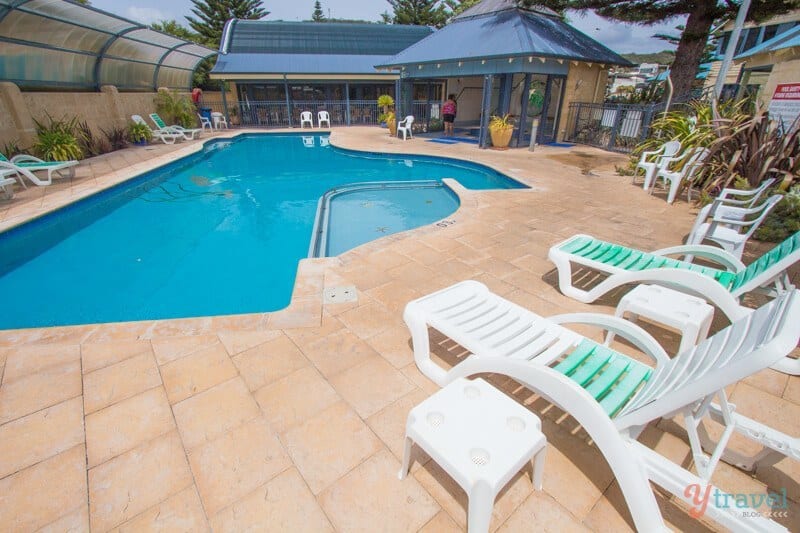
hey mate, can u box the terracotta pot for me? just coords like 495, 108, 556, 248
490, 127, 513, 148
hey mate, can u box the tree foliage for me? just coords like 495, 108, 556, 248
443, 0, 480, 16
187, 0, 269, 47
385, 0, 449, 28
151, 20, 201, 42
518, 1, 798, 99
312, 1, 326, 21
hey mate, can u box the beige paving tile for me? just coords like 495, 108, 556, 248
366, 279, 421, 313
160, 341, 238, 403
267, 297, 321, 329
86, 387, 175, 468
331, 357, 416, 418
283, 312, 345, 352
0, 359, 81, 424
419, 511, 463, 533
498, 490, 588, 533
367, 325, 415, 369
0, 445, 87, 532
188, 417, 291, 515
89, 431, 193, 532
209, 468, 333, 532
2, 344, 80, 383
320, 449, 440, 532
282, 401, 382, 494
81, 340, 153, 373
401, 363, 441, 396
217, 329, 281, 356
254, 366, 340, 433
741, 368, 789, 399
0, 397, 84, 479
367, 389, 429, 460
232, 333, 308, 391
337, 301, 398, 340
83, 351, 162, 414
113, 486, 208, 533
785, 375, 800, 405
38, 504, 89, 533
172, 377, 260, 450
301, 329, 381, 378
151, 335, 220, 365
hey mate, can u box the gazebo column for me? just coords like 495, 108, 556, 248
478, 74, 494, 148
515, 73, 531, 147
397, 78, 414, 121
498, 73, 512, 116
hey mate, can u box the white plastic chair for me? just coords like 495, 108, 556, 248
686, 194, 783, 259
300, 111, 314, 129
404, 280, 800, 532
211, 112, 228, 129
635, 140, 681, 189
652, 147, 710, 203
318, 110, 331, 128
397, 115, 414, 140
197, 113, 212, 131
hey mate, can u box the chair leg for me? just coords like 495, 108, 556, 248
467, 482, 495, 533
398, 436, 413, 480
532, 447, 546, 491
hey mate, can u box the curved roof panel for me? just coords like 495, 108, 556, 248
0, 0, 216, 91
379, 8, 631, 68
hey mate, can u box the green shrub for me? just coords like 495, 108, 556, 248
76, 120, 110, 157
154, 89, 195, 128
127, 122, 152, 144
1, 140, 22, 158
755, 186, 800, 242
103, 126, 129, 150
32, 114, 83, 161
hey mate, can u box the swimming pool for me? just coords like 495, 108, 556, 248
0, 133, 525, 328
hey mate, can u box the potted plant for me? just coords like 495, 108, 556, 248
128, 122, 152, 145
377, 94, 394, 127
386, 111, 397, 136
489, 115, 514, 149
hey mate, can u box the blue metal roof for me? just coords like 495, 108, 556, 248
212, 53, 397, 76
736, 24, 800, 60
379, 7, 632, 68
211, 20, 433, 76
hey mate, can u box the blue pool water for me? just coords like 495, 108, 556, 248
0, 133, 524, 328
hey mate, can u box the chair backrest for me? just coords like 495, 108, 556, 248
681, 147, 710, 180
661, 140, 681, 159
301, 111, 312, 121
131, 114, 147, 126
615, 288, 800, 428
318, 111, 329, 120
149, 113, 168, 129
197, 113, 209, 123
405, 115, 414, 126
718, 178, 776, 209
730, 230, 800, 294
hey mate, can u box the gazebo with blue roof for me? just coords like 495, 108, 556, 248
379, 0, 632, 147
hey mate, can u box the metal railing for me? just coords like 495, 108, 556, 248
199, 98, 442, 131
564, 102, 660, 152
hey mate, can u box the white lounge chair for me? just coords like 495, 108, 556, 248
0, 172, 16, 199
397, 115, 414, 140
131, 115, 182, 145
0, 153, 78, 188
197, 113, 212, 131
634, 139, 681, 190
651, 146, 710, 204
686, 194, 783, 259
148, 113, 201, 140
300, 111, 314, 129
404, 280, 800, 532
318, 110, 331, 129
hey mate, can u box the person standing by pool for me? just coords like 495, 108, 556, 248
442, 94, 457, 137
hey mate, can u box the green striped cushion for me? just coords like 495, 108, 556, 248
151, 115, 167, 128
730, 231, 800, 291
560, 236, 737, 289
553, 339, 652, 416
0, 153, 7, 162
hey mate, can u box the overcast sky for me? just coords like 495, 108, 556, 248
90, 0, 685, 54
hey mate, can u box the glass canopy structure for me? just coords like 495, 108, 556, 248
0, 0, 216, 91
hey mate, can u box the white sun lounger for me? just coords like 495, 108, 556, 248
0, 153, 79, 188
148, 113, 202, 140
131, 115, 182, 145
404, 280, 800, 532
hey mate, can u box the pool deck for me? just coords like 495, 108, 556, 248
0, 127, 798, 532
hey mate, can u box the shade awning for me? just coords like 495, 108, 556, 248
0, 0, 217, 91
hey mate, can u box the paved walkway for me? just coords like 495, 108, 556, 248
0, 127, 797, 532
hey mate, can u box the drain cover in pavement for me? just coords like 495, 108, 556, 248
323, 286, 358, 304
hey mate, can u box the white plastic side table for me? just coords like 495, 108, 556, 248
399, 377, 547, 533
606, 284, 714, 356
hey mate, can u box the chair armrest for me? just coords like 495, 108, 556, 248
651, 244, 746, 272
548, 312, 670, 366
10, 154, 44, 164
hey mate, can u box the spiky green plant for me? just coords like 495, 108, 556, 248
154, 89, 196, 128
32, 114, 83, 161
